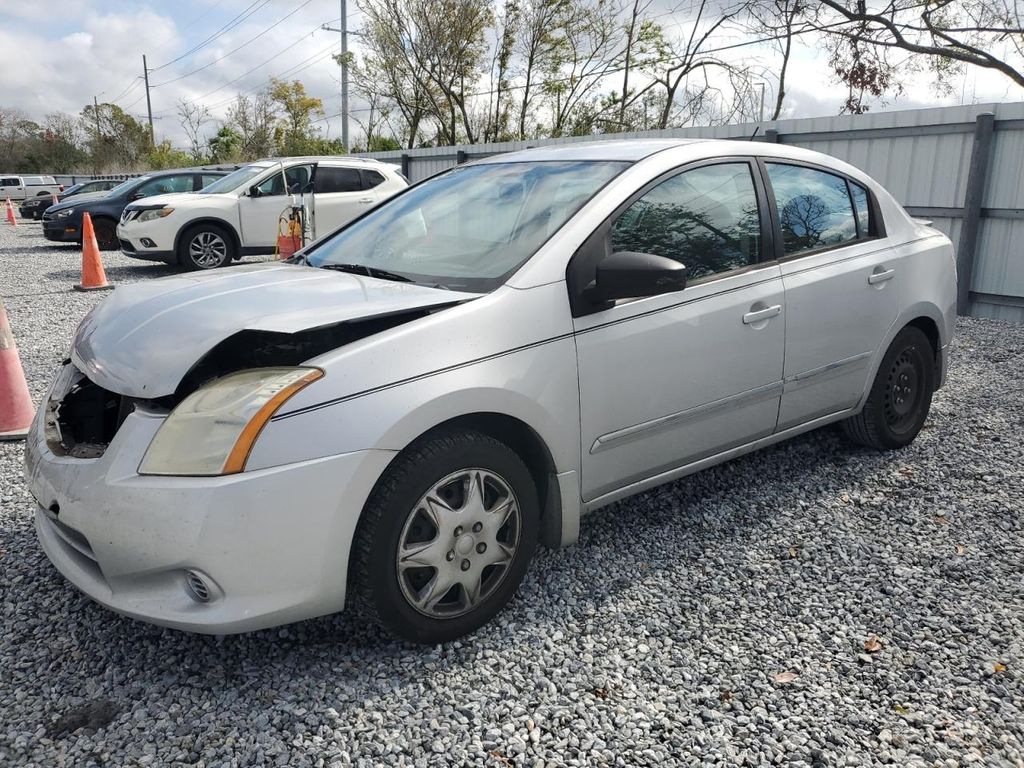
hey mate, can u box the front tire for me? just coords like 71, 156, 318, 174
92, 218, 118, 251
351, 430, 539, 644
178, 224, 235, 270
842, 326, 935, 450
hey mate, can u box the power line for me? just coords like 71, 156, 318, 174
150, 0, 273, 72
151, 0, 319, 87
180, 0, 228, 33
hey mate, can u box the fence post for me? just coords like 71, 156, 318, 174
765, 129, 779, 144
456, 150, 468, 164
400, 154, 411, 179
956, 112, 995, 316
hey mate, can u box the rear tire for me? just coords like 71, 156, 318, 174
842, 326, 935, 450
178, 223, 235, 270
350, 430, 539, 644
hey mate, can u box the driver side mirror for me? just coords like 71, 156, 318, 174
586, 251, 687, 303
248, 185, 262, 198
129, 191, 144, 200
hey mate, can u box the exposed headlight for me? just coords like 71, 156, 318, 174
137, 207, 174, 222
139, 367, 323, 476
55, 208, 74, 218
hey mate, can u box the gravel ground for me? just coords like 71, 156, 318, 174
1, 222, 1023, 767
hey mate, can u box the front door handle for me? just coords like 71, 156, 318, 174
742, 304, 782, 324
358, 197, 374, 204
868, 267, 895, 285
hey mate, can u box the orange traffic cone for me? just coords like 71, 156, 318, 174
74, 212, 113, 292
0, 298, 34, 441
5, 197, 16, 226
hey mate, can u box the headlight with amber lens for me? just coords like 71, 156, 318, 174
139, 367, 322, 476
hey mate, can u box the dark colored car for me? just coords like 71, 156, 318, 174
42, 168, 236, 250
20, 179, 120, 220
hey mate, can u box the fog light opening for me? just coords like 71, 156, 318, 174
185, 570, 212, 603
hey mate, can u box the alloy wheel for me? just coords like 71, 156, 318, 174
189, 231, 227, 268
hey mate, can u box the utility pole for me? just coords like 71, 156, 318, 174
143, 54, 155, 147
341, 0, 349, 152
757, 82, 766, 123
322, 0, 349, 152
92, 96, 101, 138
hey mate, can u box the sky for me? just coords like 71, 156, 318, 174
1, 0, 1022, 148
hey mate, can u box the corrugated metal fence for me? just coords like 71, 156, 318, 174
360, 102, 1024, 322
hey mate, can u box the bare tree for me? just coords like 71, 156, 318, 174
544, 0, 630, 137
811, 0, 1024, 93
514, 0, 568, 139
226, 93, 278, 160
748, 0, 805, 119
177, 100, 211, 162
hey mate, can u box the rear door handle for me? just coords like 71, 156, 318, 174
358, 197, 374, 204
742, 304, 782, 324
868, 267, 895, 285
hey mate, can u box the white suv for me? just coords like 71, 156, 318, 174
116, 157, 408, 270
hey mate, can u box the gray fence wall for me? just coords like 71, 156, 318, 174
361, 102, 1024, 322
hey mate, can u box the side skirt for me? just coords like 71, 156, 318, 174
581, 408, 857, 514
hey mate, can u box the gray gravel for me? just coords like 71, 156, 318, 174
2, 222, 1024, 767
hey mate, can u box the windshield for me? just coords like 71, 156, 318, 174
108, 177, 148, 197
199, 164, 269, 194
305, 160, 628, 292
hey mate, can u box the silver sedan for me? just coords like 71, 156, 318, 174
26, 139, 956, 643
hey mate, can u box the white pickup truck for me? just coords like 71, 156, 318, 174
0, 174, 63, 201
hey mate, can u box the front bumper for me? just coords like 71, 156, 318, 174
42, 218, 79, 242
25, 374, 395, 634
117, 220, 175, 263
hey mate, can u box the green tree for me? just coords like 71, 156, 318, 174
268, 78, 325, 154
146, 140, 193, 170
207, 126, 244, 163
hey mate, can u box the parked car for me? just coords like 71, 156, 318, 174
19, 179, 120, 220
116, 156, 407, 270
42, 168, 234, 250
26, 140, 956, 643
1, 174, 62, 201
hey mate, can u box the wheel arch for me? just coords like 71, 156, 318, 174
363, 410, 578, 551
858, 303, 950, 411
174, 217, 241, 259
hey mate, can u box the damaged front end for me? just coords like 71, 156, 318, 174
45, 365, 143, 459
52, 305, 456, 459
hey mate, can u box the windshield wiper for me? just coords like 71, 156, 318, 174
318, 263, 414, 283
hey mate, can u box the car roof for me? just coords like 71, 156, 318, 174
251, 155, 388, 167
470, 137, 866, 170
475, 139, 707, 164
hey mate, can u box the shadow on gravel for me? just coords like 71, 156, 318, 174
44, 263, 178, 282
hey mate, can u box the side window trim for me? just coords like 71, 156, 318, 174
756, 156, 887, 264
567, 157, 769, 318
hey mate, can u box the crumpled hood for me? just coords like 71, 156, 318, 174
72, 263, 477, 398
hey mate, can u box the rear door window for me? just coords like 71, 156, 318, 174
314, 166, 364, 193
765, 164, 858, 256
